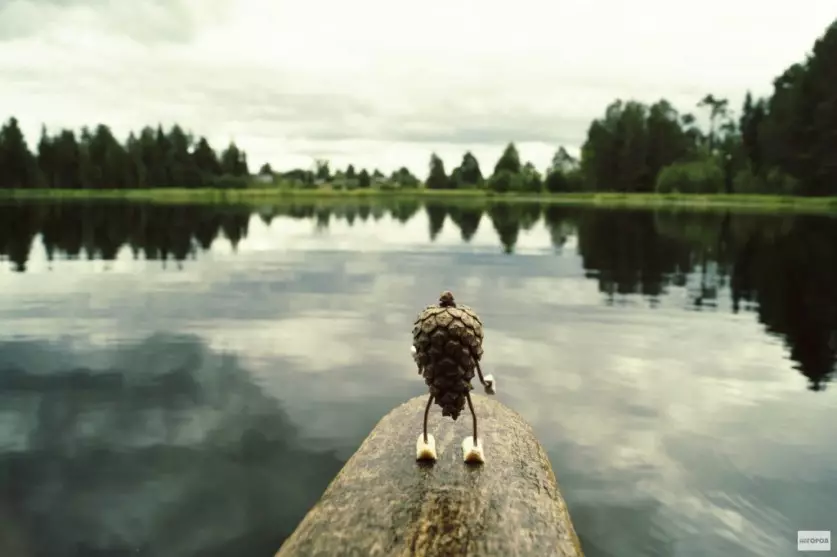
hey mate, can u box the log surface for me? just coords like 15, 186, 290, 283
275, 394, 584, 557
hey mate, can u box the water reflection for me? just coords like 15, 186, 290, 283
1, 198, 837, 557
0, 333, 343, 557
0, 202, 251, 269
1, 199, 834, 391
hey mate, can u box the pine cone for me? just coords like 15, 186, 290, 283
412, 291, 484, 419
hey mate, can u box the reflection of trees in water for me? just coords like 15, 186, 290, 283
0, 202, 252, 270
542, 205, 577, 251
485, 203, 520, 254
314, 206, 330, 231
654, 210, 733, 303
357, 203, 371, 222
484, 202, 544, 254
653, 210, 837, 390
424, 202, 448, 241
343, 206, 356, 226
576, 208, 692, 297
0, 204, 39, 271
389, 199, 421, 224
370, 203, 385, 221
0, 333, 343, 557
1, 199, 833, 390
517, 202, 542, 231
727, 216, 837, 391
447, 205, 483, 242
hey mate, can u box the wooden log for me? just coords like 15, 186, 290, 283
275, 394, 584, 557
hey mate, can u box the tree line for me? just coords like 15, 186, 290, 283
0, 19, 834, 196
0, 122, 251, 190
425, 18, 836, 197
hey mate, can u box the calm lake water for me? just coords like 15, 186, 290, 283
1, 198, 835, 557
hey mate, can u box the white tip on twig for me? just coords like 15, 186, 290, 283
484, 374, 496, 395
410, 345, 419, 362
462, 436, 485, 463
416, 433, 437, 461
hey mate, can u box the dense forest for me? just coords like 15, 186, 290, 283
0, 19, 834, 196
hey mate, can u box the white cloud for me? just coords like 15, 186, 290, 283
0, 0, 834, 176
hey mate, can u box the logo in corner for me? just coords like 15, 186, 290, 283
798, 531, 831, 552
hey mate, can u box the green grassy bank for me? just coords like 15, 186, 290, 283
2, 187, 837, 213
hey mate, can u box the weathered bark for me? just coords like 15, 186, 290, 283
275, 394, 584, 557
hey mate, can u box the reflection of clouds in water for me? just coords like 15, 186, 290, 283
0, 211, 562, 306
0, 333, 344, 557
200, 315, 375, 373
502, 310, 835, 556
216, 212, 556, 254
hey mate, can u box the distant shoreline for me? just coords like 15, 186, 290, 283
2, 188, 837, 213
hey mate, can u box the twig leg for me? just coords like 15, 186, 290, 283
416, 395, 438, 462
423, 394, 434, 444
461, 391, 485, 463
466, 391, 477, 444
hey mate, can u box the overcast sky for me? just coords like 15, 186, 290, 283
0, 1, 834, 177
